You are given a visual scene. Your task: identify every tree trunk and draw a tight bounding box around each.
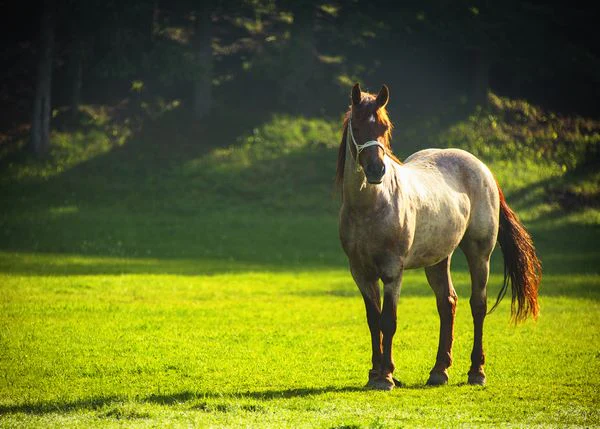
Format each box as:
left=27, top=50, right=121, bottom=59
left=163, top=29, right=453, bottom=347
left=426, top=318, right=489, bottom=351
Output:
left=30, top=0, right=55, bottom=155
left=192, top=1, right=213, bottom=119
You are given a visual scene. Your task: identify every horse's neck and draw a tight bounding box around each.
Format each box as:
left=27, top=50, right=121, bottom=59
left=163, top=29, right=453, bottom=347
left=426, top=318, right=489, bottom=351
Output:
left=342, top=152, right=400, bottom=210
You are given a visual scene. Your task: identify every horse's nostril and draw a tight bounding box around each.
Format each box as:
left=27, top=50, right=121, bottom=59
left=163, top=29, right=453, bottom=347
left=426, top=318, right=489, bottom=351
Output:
left=369, top=164, right=384, bottom=176
left=366, top=163, right=386, bottom=182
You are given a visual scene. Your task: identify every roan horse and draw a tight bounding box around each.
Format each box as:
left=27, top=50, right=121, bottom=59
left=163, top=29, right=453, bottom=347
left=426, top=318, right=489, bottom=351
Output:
left=337, top=83, right=541, bottom=390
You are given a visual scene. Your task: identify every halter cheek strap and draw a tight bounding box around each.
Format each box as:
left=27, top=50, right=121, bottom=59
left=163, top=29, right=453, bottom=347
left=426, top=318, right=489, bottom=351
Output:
left=347, top=117, right=387, bottom=171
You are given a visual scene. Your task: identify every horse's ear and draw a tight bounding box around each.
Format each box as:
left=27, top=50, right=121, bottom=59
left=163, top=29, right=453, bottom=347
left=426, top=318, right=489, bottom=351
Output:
left=375, top=84, right=389, bottom=109
left=351, top=83, right=361, bottom=106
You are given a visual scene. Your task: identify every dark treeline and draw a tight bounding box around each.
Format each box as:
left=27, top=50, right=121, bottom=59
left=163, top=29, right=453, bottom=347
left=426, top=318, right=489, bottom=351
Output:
left=2, top=0, right=598, bottom=155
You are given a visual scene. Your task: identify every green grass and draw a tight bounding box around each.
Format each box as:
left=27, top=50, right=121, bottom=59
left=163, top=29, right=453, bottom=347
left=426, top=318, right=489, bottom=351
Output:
left=1, top=103, right=599, bottom=427
left=1, top=263, right=598, bottom=427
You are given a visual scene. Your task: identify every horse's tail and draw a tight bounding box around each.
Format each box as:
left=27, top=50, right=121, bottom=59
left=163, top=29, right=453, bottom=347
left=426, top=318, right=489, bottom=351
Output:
left=489, top=185, right=541, bottom=323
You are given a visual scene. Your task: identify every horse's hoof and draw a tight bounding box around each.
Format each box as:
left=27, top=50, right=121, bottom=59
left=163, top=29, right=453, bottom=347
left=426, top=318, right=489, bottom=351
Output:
left=366, top=374, right=395, bottom=391
left=426, top=371, right=448, bottom=386
left=370, top=379, right=395, bottom=391
left=365, top=369, right=379, bottom=388
left=468, top=372, right=486, bottom=386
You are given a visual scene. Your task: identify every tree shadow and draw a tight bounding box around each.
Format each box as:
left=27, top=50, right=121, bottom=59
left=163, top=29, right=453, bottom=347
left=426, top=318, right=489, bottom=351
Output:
left=0, top=112, right=348, bottom=275
left=1, top=104, right=598, bottom=284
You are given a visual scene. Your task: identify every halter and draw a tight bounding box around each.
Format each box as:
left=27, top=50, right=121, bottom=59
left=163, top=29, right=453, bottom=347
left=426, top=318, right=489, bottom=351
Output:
left=347, top=117, right=387, bottom=172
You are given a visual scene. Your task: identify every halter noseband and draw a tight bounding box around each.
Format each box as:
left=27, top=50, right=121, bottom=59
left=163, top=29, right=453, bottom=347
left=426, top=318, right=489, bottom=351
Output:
left=347, top=117, right=387, bottom=172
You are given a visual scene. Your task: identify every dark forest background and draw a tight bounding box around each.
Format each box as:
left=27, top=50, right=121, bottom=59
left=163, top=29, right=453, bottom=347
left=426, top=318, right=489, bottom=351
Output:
left=1, top=0, right=599, bottom=157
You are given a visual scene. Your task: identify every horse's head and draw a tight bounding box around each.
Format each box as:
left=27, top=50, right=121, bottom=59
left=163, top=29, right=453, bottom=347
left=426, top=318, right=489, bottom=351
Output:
left=348, top=83, right=393, bottom=184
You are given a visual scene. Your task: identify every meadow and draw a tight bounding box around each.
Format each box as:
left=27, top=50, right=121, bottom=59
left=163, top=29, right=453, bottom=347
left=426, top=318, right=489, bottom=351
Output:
left=1, top=99, right=599, bottom=427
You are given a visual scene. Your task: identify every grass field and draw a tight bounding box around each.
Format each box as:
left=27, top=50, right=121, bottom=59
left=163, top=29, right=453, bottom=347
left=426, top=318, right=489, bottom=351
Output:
left=1, top=106, right=599, bottom=427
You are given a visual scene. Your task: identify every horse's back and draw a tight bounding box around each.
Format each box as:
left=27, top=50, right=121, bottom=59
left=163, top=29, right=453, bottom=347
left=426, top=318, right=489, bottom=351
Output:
left=404, top=148, right=497, bottom=202
left=405, top=148, right=490, bottom=175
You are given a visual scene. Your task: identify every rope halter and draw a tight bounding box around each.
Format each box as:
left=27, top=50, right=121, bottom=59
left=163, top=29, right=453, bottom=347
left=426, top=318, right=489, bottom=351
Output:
left=346, top=117, right=387, bottom=172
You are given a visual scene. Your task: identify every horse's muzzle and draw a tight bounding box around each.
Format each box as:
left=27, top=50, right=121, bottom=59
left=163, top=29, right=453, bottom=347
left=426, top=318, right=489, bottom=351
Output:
left=365, top=163, right=386, bottom=184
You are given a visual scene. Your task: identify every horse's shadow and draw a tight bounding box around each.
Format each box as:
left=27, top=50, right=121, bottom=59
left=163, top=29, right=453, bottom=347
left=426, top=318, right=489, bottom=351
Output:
left=141, top=386, right=363, bottom=406
left=0, top=383, right=441, bottom=415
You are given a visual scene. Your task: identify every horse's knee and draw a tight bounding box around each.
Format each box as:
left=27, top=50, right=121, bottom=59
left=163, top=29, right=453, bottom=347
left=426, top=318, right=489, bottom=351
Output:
left=447, top=294, right=457, bottom=309
left=380, top=311, right=396, bottom=336
left=380, top=291, right=398, bottom=335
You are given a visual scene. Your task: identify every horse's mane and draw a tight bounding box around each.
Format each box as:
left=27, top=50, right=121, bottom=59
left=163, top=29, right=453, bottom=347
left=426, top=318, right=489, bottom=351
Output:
left=335, top=93, right=401, bottom=188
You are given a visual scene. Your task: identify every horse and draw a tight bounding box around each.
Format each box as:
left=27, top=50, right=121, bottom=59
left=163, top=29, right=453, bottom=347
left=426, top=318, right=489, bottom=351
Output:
left=337, top=83, right=541, bottom=390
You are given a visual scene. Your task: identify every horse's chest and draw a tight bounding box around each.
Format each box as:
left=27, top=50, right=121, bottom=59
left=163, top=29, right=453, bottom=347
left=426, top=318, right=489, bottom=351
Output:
left=340, top=212, right=405, bottom=271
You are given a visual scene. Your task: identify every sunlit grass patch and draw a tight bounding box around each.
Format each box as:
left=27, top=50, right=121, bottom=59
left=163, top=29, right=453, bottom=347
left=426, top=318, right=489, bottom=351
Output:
left=0, top=254, right=598, bottom=428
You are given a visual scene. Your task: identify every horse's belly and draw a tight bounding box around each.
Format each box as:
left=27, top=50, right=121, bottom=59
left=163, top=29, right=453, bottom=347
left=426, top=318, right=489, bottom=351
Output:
left=402, top=205, right=469, bottom=269
left=403, top=243, right=458, bottom=269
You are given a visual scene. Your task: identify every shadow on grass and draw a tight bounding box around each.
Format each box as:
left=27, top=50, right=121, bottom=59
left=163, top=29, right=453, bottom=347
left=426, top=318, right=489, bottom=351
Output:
left=0, top=133, right=345, bottom=276
left=1, top=381, right=482, bottom=416
left=0, top=395, right=124, bottom=416
left=0, top=252, right=338, bottom=277
left=0, top=386, right=367, bottom=416
left=145, top=386, right=366, bottom=404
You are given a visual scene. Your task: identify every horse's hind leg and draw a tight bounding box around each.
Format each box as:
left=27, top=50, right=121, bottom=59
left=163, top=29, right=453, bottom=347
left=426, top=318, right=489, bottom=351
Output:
left=425, top=255, right=457, bottom=385
left=460, top=238, right=494, bottom=385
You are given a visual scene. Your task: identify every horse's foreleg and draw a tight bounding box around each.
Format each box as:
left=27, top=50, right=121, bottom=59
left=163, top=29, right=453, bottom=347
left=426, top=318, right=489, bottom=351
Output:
left=351, top=269, right=384, bottom=388
left=373, top=273, right=402, bottom=390
left=359, top=284, right=382, bottom=386
left=425, top=256, right=457, bottom=385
